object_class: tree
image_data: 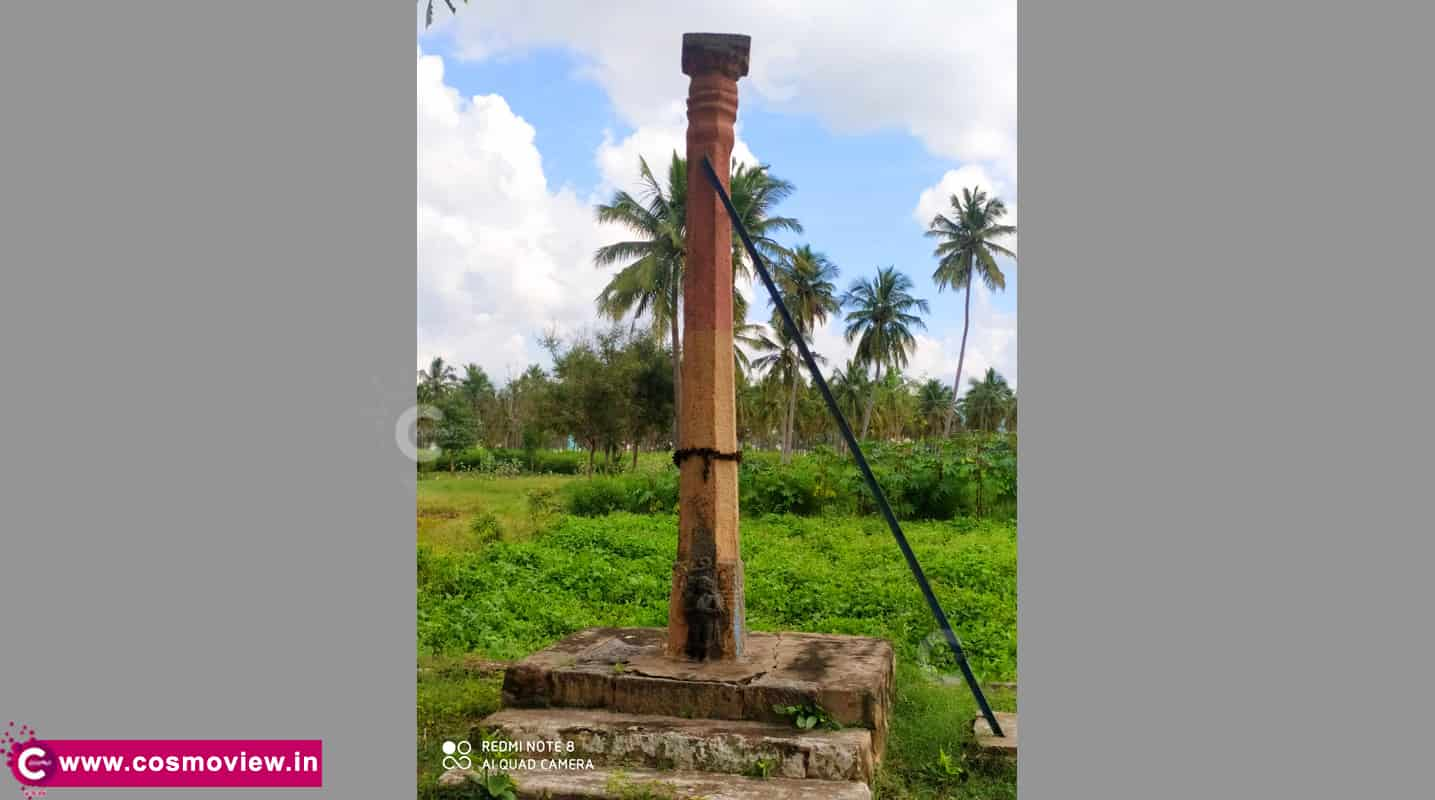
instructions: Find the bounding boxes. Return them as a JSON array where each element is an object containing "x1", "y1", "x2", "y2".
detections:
[
  {"x1": 749, "y1": 323, "x2": 825, "y2": 463},
  {"x1": 881, "y1": 373, "x2": 922, "y2": 441},
  {"x1": 916, "y1": 378, "x2": 956, "y2": 439},
  {"x1": 545, "y1": 335, "x2": 625, "y2": 475},
  {"x1": 733, "y1": 320, "x2": 765, "y2": 379},
  {"x1": 841, "y1": 267, "x2": 929, "y2": 439},
  {"x1": 458, "y1": 363, "x2": 494, "y2": 442},
  {"x1": 829, "y1": 359, "x2": 872, "y2": 422},
  {"x1": 622, "y1": 333, "x2": 675, "y2": 465},
  {"x1": 957, "y1": 368, "x2": 1015, "y2": 433},
  {"x1": 416, "y1": 356, "x2": 458, "y2": 449},
  {"x1": 417, "y1": 356, "x2": 457, "y2": 403},
  {"x1": 433, "y1": 394, "x2": 477, "y2": 473},
  {"x1": 494, "y1": 365, "x2": 550, "y2": 450},
  {"x1": 594, "y1": 153, "x2": 801, "y2": 444},
  {"x1": 828, "y1": 358, "x2": 872, "y2": 454},
  {"x1": 766, "y1": 244, "x2": 839, "y2": 462},
  {"x1": 594, "y1": 155, "x2": 685, "y2": 443},
  {"x1": 925, "y1": 187, "x2": 1016, "y2": 434},
  {"x1": 728, "y1": 161, "x2": 802, "y2": 284}
]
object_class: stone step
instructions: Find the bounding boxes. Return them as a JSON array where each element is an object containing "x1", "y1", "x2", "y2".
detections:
[
  {"x1": 439, "y1": 764, "x2": 872, "y2": 800},
  {"x1": 480, "y1": 707, "x2": 874, "y2": 782},
  {"x1": 502, "y1": 628, "x2": 894, "y2": 755}
]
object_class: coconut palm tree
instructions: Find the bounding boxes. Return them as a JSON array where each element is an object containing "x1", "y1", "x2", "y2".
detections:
[
  {"x1": 417, "y1": 356, "x2": 457, "y2": 404},
  {"x1": 916, "y1": 378, "x2": 956, "y2": 439},
  {"x1": 416, "y1": 356, "x2": 458, "y2": 449},
  {"x1": 925, "y1": 187, "x2": 1016, "y2": 434},
  {"x1": 749, "y1": 322, "x2": 825, "y2": 462},
  {"x1": 595, "y1": 155, "x2": 685, "y2": 441},
  {"x1": 829, "y1": 359, "x2": 871, "y2": 420},
  {"x1": 841, "y1": 267, "x2": 929, "y2": 439},
  {"x1": 775, "y1": 245, "x2": 841, "y2": 331},
  {"x1": 872, "y1": 372, "x2": 919, "y2": 442},
  {"x1": 728, "y1": 161, "x2": 802, "y2": 281},
  {"x1": 594, "y1": 153, "x2": 801, "y2": 443},
  {"x1": 957, "y1": 368, "x2": 1015, "y2": 432},
  {"x1": 766, "y1": 244, "x2": 839, "y2": 462},
  {"x1": 733, "y1": 320, "x2": 765, "y2": 379},
  {"x1": 827, "y1": 359, "x2": 871, "y2": 454}
]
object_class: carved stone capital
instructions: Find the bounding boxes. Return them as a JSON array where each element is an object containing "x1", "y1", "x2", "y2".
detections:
[{"x1": 681, "y1": 33, "x2": 751, "y2": 80}]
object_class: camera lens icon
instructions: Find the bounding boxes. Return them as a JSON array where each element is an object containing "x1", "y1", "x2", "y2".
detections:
[{"x1": 441, "y1": 739, "x2": 472, "y2": 770}]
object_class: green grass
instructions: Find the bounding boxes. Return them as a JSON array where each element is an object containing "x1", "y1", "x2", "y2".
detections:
[
  {"x1": 417, "y1": 474, "x2": 1016, "y2": 799},
  {"x1": 417, "y1": 656, "x2": 504, "y2": 799},
  {"x1": 418, "y1": 473, "x2": 571, "y2": 551}
]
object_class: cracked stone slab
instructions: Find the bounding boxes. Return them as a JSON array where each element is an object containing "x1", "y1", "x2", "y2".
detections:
[
  {"x1": 501, "y1": 627, "x2": 893, "y2": 758},
  {"x1": 440, "y1": 764, "x2": 871, "y2": 800},
  {"x1": 481, "y1": 707, "x2": 874, "y2": 782}
]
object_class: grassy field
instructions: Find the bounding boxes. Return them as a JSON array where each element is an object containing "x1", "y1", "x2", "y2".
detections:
[
  {"x1": 417, "y1": 473, "x2": 1016, "y2": 799},
  {"x1": 418, "y1": 473, "x2": 571, "y2": 550}
]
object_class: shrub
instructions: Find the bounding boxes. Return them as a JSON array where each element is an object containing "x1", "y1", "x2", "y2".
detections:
[
  {"x1": 562, "y1": 477, "x2": 631, "y2": 516},
  {"x1": 469, "y1": 511, "x2": 502, "y2": 544},
  {"x1": 740, "y1": 460, "x2": 823, "y2": 516},
  {"x1": 558, "y1": 471, "x2": 678, "y2": 516}
]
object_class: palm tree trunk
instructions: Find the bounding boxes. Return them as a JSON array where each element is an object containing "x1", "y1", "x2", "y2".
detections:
[
  {"x1": 944, "y1": 280, "x2": 973, "y2": 436},
  {"x1": 861, "y1": 363, "x2": 882, "y2": 440},
  {"x1": 670, "y1": 312, "x2": 682, "y2": 447},
  {"x1": 783, "y1": 370, "x2": 798, "y2": 464}
]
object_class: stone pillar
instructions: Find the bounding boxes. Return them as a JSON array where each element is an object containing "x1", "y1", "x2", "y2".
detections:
[{"x1": 666, "y1": 33, "x2": 750, "y2": 662}]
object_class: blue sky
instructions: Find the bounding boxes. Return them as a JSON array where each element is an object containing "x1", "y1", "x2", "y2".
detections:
[{"x1": 416, "y1": 2, "x2": 1016, "y2": 395}]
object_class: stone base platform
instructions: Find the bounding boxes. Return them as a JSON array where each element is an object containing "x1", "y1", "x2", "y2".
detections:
[
  {"x1": 482, "y1": 707, "x2": 875, "y2": 782},
  {"x1": 462, "y1": 627, "x2": 894, "y2": 798},
  {"x1": 501, "y1": 627, "x2": 894, "y2": 754},
  {"x1": 972, "y1": 712, "x2": 1018, "y2": 758},
  {"x1": 439, "y1": 764, "x2": 872, "y2": 800}
]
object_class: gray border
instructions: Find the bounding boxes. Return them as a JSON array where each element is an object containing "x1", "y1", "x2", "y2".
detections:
[
  {"x1": 1022, "y1": 0, "x2": 1434, "y2": 796},
  {"x1": 0, "y1": 2, "x2": 414, "y2": 797}
]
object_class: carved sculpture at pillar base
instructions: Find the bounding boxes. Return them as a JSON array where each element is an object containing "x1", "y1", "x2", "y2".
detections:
[{"x1": 667, "y1": 557, "x2": 746, "y2": 661}]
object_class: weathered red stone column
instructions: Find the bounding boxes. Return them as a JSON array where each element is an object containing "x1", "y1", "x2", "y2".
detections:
[{"x1": 666, "y1": 33, "x2": 750, "y2": 661}]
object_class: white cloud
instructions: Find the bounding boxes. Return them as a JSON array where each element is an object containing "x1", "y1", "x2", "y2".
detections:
[
  {"x1": 438, "y1": 0, "x2": 1017, "y2": 181},
  {"x1": 595, "y1": 117, "x2": 759, "y2": 196},
  {"x1": 905, "y1": 285, "x2": 1017, "y2": 394},
  {"x1": 914, "y1": 163, "x2": 1017, "y2": 254},
  {"x1": 417, "y1": 0, "x2": 1020, "y2": 391},
  {"x1": 417, "y1": 48, "x2": 611, "y2": 379}
]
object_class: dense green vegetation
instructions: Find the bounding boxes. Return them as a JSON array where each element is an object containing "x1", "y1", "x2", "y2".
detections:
[
  {"x1": 418, "y1": 512, "x2": 1014, "y2": 678},
  {"x1": 558, "y1": 437, "x2": 1015, "y2": 521}
]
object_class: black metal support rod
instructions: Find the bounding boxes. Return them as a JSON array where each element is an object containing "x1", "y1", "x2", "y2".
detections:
[{"x1": 701, "y1": 157, "x2": 1005, "y2": 737}]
